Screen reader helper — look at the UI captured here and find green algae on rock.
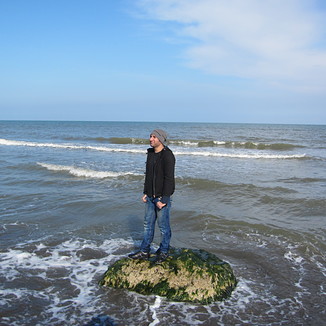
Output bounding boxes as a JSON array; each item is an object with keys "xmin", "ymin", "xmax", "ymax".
[{"xmin": 99, "ymin": 248, "xmax": 237, "ymax": 304}]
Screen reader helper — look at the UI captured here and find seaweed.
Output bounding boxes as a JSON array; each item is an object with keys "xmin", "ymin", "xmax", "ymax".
[{"xmin": 100, "ymin": 248, "xmax": 237, "ymax": 304}]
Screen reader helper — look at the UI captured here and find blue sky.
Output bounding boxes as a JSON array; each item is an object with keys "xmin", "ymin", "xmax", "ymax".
[{"xmin": 1, "ymin": 0, "xmax": 326, "ymax": 124}]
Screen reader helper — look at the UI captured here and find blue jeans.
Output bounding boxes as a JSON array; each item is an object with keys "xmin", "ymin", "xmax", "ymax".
[{"xmin": 140, "ymin": 197, "xmax": 172, "ymax": 254}]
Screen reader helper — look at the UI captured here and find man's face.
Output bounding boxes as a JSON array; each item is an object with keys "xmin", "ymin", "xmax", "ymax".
[{"xmin": 149, "ymin": 134, "xmax": 161, "ymax": 148}]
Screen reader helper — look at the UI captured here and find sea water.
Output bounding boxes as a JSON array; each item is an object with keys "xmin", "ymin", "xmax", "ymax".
[{"xmin": 0, "ymin": 121, "xmax": 325, "ymax": 325}]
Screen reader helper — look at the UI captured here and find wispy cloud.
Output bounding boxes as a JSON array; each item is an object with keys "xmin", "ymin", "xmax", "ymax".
[{"xmin": 137, "ymin": 0, "xmax": 326, "ymax": 93}]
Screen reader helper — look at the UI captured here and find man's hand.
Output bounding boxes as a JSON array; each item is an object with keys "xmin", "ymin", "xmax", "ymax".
[
  {"xmin": 142, "ymin": 194, "xmax": 148, "ymax": 203},
  {"xmin": 156, "ymin": 201, "xmax": 166, "ymax": 210}
]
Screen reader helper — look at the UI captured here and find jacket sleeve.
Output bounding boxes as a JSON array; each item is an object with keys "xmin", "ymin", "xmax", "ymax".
[
  {"xmin": 161, "ymin": 150, "xmax": 175, "ymax": 204},
  {"xmin": 143, "ymin": 150, "xmax": 151, "ymax": 195}
]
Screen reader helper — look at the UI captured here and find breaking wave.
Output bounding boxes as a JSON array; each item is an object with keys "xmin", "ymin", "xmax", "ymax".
[
  {"xmin": 59, "ymin": 137, "xmax": 305, "ymax": 151},
  {"xmin": 0, "ymin": 138, "xmax": 144, "ymax": 154},
  {"xmin": 170, "ymin": 139, "xmax": 304, "ymax": 150},
  {"xmin": 103, "ymin": 137, "xmax": 304, "ymax": 151},
  {"xmin": 174, "ymin": 150, "xmax": 307, "ymax": 160},
  {"xmin": 37, "ymin": 163, "xmax": 142, "ymax": 179},
  {"xmin": 0, "ymin": 138, "xmax": 308, "ymax": 160}
]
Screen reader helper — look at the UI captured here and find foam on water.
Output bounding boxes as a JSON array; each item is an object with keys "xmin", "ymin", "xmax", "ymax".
[
  {"xmin": 0, "ymin": 231, "xmax": 324, "ymax": 325},
  {"xmin": 0, "ymin": 236, "xmax": 258, "ymax": 325},
  {"xmin": 37, "ymin": 162, "xmax": 141, "ymax": 179},
  {"xmin": 0, "ymin": 237, "xmax": 131, "ymax": 325},
  {"xmin": 149, "ymin": 296, "xmax": 162, "ymax": 326},
  {"xmin": 174, "ymin": 150, "xmax": 307, "ymax": 159}
]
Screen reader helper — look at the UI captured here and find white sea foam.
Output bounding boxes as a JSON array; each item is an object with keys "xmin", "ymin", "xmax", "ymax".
[
  {"xmin": 174, "ymin": 150, "xmax": 307, "ymax": 159},
  {"xmin": 0, "ymin": 235, "xmax": 319, "ymax": 325},
  {"xmin": 0, "ymin": 238, "xmax": 132, "ymax": 325},
  {"xmin": 284, "ymin": 250, "xmax": 304, "ymax": 265},
  {"xmin": 37, "ymin": 162, "xmax": 141, "ymax": 179},
  {"xmin": 149, "ymin": 296, "xmax": 162, "ymax": 326}
]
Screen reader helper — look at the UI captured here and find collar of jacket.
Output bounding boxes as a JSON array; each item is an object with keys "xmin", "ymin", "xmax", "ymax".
[{"xmin": 147, "ymin": 146, "xmax": 168, "ymax": 154}]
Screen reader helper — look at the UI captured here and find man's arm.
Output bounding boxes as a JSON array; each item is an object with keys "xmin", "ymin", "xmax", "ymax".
[{"xmin": 161, "ymin": 150, "xmax": 175, "ymax": 204}]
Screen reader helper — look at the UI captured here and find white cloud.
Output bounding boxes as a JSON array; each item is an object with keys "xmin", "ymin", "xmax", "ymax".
[{"xmin": 138, "ymin": 0, "xmax": 326, "ymax": 92}]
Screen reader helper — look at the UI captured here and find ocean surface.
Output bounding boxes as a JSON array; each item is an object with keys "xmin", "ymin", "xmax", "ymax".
[{"xmin": 0, "ymin": 121, "xmax": 325, "ymax": 326}]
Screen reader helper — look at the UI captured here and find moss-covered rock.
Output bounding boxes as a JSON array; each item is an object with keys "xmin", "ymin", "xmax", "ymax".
[{"xmin": 99, "ymin": 248, "xmax": 237, "ymax": 304}]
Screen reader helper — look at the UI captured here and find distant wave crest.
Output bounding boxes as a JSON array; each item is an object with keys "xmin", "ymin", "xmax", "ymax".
[{"xmin": 96, "ymin": 137, "xmax": 148, "ymax": 145}]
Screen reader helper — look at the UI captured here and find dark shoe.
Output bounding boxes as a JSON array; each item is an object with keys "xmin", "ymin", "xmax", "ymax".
[
  {"xmin": 128, "ymin": 251, "xmax": 149, "ymax": 260},
  {"xmin": 155, "ymin": 252, "xmax": 169, "ymax": 264}
]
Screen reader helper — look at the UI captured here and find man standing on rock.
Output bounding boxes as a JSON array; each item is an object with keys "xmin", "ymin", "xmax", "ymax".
[{"xmin": 129, "ymin": 129, "xmax": 175, "ymax": 263}]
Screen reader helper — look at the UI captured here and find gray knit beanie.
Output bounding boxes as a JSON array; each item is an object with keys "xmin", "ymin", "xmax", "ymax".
[{"xmin": 151, "ymin": 129, "xmax": 168, "ymax": 145}]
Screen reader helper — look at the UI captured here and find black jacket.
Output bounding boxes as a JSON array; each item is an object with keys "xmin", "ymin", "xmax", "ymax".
[{"xmin": 143, "ymin": 146, "xmax": 175, "ymax": 204}]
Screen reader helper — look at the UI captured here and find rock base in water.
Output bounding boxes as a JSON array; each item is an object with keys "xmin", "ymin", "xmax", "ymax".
[{"xmin": 100, "ymin": 248, "xmax": 237, "ymax": 304}]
